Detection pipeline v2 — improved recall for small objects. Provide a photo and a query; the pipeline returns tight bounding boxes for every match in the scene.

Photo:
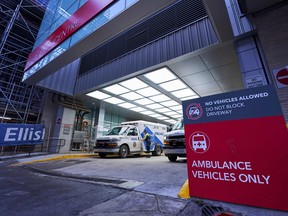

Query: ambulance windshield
[172,119,183,130]
[106,126,130,135]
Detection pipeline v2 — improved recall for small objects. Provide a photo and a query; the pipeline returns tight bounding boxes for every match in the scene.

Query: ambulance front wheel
[152,144,162,156]
[168,155,177,162]
[119,145,129,158]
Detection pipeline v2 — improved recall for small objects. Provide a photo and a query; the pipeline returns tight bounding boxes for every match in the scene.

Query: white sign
[245,75,264,88]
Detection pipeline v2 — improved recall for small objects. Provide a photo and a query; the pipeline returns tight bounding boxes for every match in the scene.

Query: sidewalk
[4,153,288,216]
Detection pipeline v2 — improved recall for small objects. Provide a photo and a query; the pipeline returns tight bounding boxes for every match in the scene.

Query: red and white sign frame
[273,66,288,88]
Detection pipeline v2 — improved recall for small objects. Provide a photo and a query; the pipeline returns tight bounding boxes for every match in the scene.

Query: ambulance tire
[152,144,162,156]
[119,145,129,158]
[99,153,107,158]
[168,155,177,162]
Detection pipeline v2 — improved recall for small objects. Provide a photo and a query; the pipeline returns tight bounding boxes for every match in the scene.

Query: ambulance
[94,120,167,158]
[163,118,186,162]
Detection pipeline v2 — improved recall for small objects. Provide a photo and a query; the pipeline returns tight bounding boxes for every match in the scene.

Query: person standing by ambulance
[142,130,151,158]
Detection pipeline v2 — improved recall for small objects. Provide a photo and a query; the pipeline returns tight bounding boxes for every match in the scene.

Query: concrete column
[235,37,270,89]
[50,106,76,153]
[95,107,105,139]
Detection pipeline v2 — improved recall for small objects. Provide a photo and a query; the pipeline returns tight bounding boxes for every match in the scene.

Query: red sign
[24,0,115,71]
[276,68,288,85]
[183,85,288,211]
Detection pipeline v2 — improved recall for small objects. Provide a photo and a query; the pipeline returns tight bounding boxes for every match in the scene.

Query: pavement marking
[10,154,98,166]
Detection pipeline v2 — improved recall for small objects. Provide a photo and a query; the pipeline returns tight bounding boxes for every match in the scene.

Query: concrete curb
[11,153,98,166]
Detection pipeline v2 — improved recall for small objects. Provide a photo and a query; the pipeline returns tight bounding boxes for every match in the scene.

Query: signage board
[24,0,115,71]
[0,124,45,146]
[245,75,264,88]
[273,66,288,88]
[182,85,288,211]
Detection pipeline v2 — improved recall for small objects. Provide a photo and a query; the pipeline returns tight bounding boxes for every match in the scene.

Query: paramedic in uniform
[142,130,151,158]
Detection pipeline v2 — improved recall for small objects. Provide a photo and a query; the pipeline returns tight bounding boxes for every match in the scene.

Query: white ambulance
[94,120,167,158]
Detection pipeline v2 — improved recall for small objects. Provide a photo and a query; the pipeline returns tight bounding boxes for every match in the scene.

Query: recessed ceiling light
[139,110,156,115]
[120,92,143,100]
[165,111,180,116]
[165,119,178,124]
[103,84,130,95]
[156,116,170,120]
[169,105,183,111]
[150,94,170,102]
[119,78,148,90]
[154,107,171,113]
[180,95,199,101]
[104,97,125,104]
[144,68,176,84]
[159,79,187,91]
[130,107,147,112]
[161,100,179,107]
[149,113,164,118]
[118,102,137,108]
[146,103,164,109]
[134,98,154,105]
[136,87,160,97]
[87,90,111,100]
[171,88,196,98]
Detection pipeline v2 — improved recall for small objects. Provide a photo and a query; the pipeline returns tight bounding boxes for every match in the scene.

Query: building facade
[14,0,288,152]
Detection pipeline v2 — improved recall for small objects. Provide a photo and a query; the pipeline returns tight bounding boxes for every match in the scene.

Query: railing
[0,138,66,157]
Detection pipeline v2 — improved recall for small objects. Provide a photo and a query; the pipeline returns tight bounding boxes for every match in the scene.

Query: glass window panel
[61,1,79,15]
[108,0,125,17]
[159,79,187,91]
[31,0,138,77]
[144,68,176,84]
[126,0,139,7]
[119,78,148,90]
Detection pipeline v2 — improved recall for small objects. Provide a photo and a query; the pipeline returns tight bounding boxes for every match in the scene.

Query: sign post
[182,85,288,211]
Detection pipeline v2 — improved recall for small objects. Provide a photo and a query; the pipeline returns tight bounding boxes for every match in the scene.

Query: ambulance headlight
[111,138,120,142]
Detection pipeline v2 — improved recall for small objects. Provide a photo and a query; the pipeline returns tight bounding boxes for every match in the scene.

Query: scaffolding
[0,0,45,123]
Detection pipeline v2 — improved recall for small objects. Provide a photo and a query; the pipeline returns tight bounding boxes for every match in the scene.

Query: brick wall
[253,4,288,123]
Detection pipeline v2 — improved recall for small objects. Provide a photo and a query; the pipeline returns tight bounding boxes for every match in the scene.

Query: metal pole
[0,0,23,54]
[1,83,15,123]
[47,122,51,153]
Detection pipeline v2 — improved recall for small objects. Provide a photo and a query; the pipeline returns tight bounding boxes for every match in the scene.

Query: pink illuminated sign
[24,0,115,71]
